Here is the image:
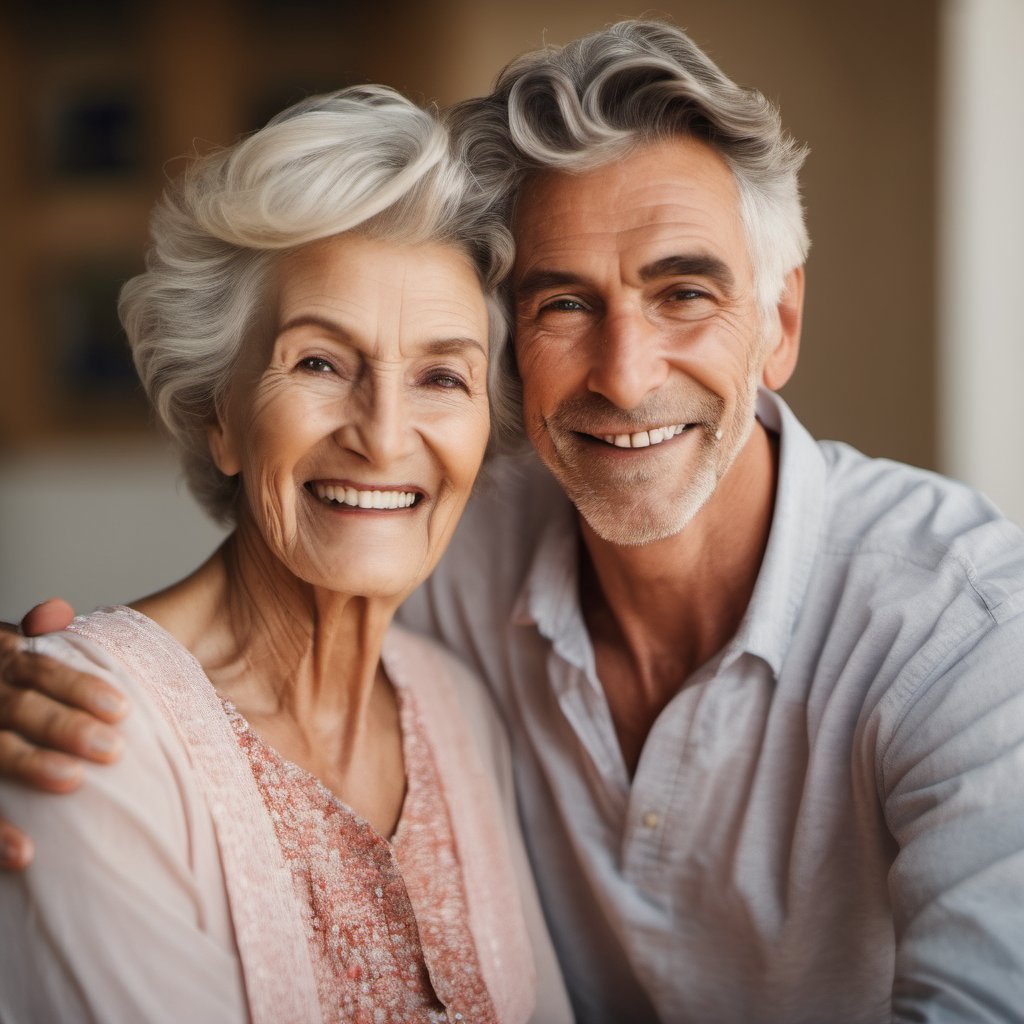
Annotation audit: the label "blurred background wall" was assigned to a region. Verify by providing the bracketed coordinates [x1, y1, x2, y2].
[1, 0, 1021, 620]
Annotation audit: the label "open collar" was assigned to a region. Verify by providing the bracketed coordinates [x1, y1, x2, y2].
[510, 390, 827, 681]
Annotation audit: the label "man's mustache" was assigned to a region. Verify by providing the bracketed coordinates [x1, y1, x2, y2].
[548, 390, 724, 434]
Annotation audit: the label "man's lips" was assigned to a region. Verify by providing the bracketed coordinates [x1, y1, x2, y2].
[584, 422, 697, 449]
[305, 481, 423, 510]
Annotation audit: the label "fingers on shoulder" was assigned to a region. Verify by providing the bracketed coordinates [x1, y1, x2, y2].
[1, 644, 129, 721]
[0, 729, 85, 792]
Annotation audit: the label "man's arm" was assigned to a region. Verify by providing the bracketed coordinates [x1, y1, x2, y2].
[883, 615, 1024, 1021]
[0, 599, 129, 868]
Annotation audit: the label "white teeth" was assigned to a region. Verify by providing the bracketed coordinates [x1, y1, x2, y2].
[311, 483, 418, 510]
[599, 423, 690, 448]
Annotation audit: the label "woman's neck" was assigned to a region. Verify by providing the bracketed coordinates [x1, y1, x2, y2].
[133, 520, 409, 835]
[132, 519, 402, 766]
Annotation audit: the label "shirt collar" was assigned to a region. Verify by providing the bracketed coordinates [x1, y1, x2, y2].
[510, 485, 595, 674]
[511, 389, 827, 679]
[717, 389, 826, 676]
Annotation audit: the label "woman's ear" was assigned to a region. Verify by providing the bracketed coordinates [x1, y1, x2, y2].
[761, 265, 804, 391]
[207, 405, 241, 477]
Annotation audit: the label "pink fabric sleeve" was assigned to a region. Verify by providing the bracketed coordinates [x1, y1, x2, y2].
[0, 632, 250, 1024]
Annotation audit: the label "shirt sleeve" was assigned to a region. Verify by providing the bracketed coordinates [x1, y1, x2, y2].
[0, 632, 249, 1024]
[881, 613, 1024, 1023]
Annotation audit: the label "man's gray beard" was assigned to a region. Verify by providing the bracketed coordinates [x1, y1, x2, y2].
[556, 430, 721, 547]
[540, 388, 727, 547]
[540, 372, 765, 547]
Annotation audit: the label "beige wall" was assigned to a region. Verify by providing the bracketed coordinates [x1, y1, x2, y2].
[0, 1, 941, 617]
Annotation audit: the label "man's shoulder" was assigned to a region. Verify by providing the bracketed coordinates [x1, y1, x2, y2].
[797, 442, 1024, 660]
[463, 450, 570, 539]
[398, 451, 572, 649]
[435, 451, 570, 586]
[820, 442, 1023, 591]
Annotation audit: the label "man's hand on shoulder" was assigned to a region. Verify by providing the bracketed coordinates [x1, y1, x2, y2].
[0, 599, 130, 869]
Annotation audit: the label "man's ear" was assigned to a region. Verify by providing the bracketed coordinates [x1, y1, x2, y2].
[761, 265, 804, 391]
[207, 404, 241, 477]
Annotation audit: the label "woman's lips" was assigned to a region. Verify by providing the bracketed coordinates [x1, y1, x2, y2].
[305, 481, 422, 510]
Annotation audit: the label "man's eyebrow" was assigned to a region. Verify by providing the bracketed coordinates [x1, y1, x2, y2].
[639, 254, 736, 292]
[514, 255, 736, 302]
[277, 315, 486, 357]
[513, 269, 588, 302]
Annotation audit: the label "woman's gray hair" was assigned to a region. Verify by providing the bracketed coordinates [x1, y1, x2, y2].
[120, 85, 516, 524]
[449, 19, 810, 314]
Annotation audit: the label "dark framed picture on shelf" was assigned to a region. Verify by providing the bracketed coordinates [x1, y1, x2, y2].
[36, 80, 147, 184]
[41, 258, 149, 428]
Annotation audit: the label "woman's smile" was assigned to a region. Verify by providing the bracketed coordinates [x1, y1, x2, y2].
[304, 480, 424, 511]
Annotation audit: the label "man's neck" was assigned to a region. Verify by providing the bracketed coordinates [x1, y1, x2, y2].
[579, 421, 779, 775]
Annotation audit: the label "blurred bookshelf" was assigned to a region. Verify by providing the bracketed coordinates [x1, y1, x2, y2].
[0, 0, 371, 450]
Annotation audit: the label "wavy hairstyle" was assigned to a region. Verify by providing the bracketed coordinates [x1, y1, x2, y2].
[120, 85, 516, 524]
[448, 19, 810, 314]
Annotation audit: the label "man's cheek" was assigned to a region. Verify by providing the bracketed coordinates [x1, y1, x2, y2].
[515, 328, 570, 388]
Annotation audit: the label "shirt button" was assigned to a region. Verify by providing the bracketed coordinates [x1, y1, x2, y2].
[642, 811, 660, 829]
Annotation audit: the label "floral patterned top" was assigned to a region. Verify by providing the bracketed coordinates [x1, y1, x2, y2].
[223, 684, 496, 1024]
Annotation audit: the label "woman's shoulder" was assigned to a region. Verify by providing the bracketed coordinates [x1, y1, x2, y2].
[1, 611, 251, 1022]
[50, 605, 204, 696]
[19, 607, 208, 821]
[383, 623, 508, 745]
[14, 606, 232, 870]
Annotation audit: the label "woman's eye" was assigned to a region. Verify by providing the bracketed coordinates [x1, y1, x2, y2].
[297, 356, 335, 374]
[425, 369, 469, 391]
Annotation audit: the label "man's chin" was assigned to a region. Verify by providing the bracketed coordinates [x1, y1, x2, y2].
[574, 483, 715, 548]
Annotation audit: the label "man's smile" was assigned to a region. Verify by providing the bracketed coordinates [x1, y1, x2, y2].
[591, 422, 695, 448]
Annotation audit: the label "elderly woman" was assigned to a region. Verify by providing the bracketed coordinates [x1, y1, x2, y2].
[0, 87, 570, 1024]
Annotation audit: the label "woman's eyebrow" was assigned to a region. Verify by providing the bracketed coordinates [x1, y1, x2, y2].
[277, 313, 350, 337]
[277, 317, 485, 358]
[419, 338, 488, 359]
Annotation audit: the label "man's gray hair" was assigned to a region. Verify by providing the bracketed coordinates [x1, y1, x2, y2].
[449, 19, 810, 313]
[120, 85, 516, 524]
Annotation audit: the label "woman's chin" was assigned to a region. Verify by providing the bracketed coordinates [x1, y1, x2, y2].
[287, 554, 425, 605]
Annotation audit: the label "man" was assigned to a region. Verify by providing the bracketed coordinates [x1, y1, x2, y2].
[2, 20, 1024, 1023]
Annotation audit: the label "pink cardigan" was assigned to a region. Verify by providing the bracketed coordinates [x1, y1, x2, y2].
[0, 608, 571, 1024]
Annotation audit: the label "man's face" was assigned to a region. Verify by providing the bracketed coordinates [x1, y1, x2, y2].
[512, 137, 790, 547]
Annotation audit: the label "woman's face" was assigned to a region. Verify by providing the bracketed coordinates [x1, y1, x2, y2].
[210, 233, 492, 600]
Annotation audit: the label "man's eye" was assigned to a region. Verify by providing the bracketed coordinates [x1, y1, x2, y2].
[540, 297, 588, 314]
[297, 356, 335, 374]
[668, 288, 708, 302]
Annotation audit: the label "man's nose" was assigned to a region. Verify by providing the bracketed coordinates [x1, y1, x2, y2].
[586, 312, 669, 409]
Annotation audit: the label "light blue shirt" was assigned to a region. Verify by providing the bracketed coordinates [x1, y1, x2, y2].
[400, 391, 1024, 1024]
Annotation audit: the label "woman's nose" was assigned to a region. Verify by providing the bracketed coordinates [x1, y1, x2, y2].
[338, 373, 415, 464]
[586, 312, 669, 409]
